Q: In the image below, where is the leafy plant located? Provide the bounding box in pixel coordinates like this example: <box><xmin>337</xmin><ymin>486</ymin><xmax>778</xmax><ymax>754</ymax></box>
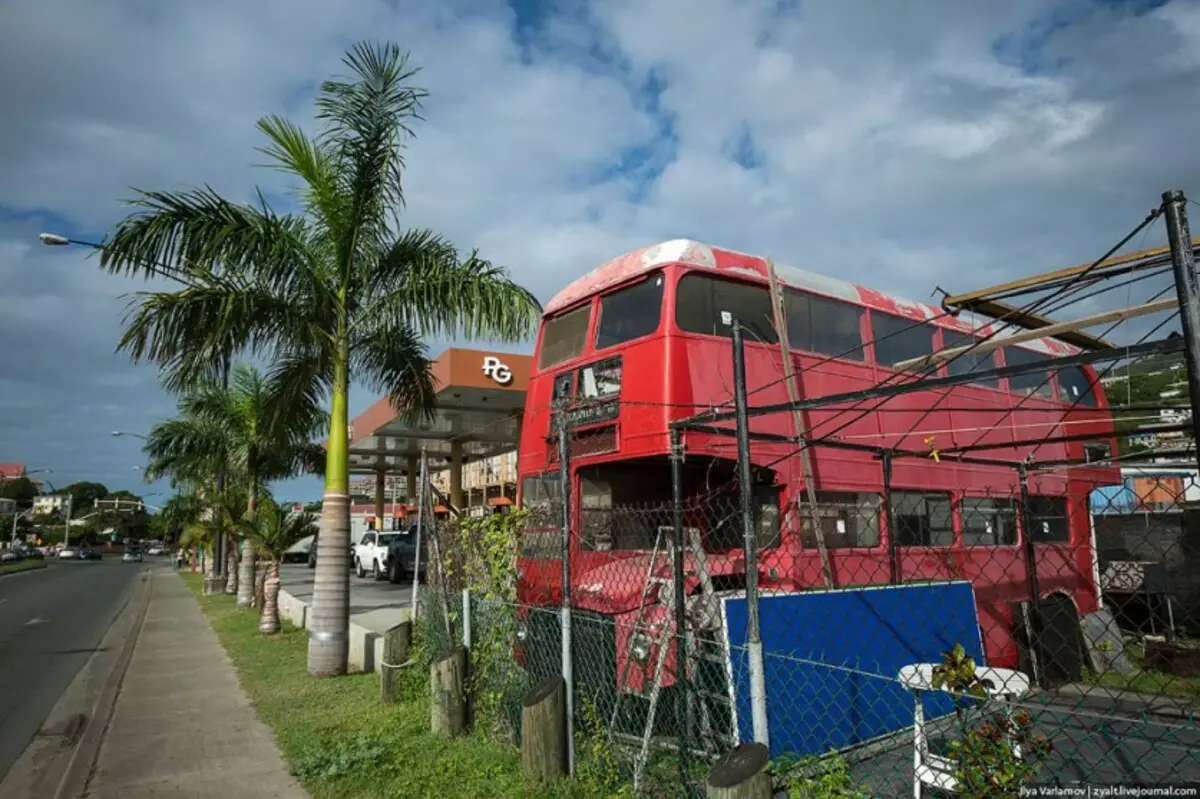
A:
<box><xmin>572</xmin><ymin>697</ymin><xmax>633</xmax><ymax>799</ymax></box>
<box><xmin>293</xmin><ymin>733</ymin><xmax>393</xmax><ymax>781</ymax></box>
<box><xmin>776</xmin><ymin>752</ymin><xmax>869</xmax><ymax>799</ymax></box>
<box><xmin>930</xmin><ymin>644</ymin><xmax>991</xmax><ymax>723</ymax></box>
<box><xmin>948</xmin><ymin>708</ymin><xmax>1053</xmax><ymax>798</ymax></box>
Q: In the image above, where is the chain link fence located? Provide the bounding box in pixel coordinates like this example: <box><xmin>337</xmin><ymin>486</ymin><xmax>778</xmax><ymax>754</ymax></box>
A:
<box><xmin>409</xmin><ymin>457</ymin><xmax>1200</xmax><ymax>797</ymax></box>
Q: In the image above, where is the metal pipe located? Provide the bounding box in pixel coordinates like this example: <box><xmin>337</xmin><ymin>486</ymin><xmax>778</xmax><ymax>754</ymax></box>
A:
<box><xmin>557</xmin><ymin>417</ymin><xmax>575</xmax><ymax>776</ymax></box>
<box><xmin>1017</xmin><ymin>464</ymin><xmax>1044</xmax><ymax>687</ymax></box>
<box><xmin>1163</xmin><ymin>189</ymin><xmax>1200</xmax><ymax>469</ymax></box>
<box><xmin>732</xmin><ymin>324</ymin><xmax>769</xmax><ymax>748</ymax></box>
<box><xmin>669</xmin><ymin>428</ymin><xmax>690</xmax><ymax>780</ymax></box>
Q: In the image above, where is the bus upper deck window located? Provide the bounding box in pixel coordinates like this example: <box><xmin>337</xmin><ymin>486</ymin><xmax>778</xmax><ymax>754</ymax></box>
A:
<box><xmin>1004</xmin><ymin>347</ymin><xmax>1055</xmax><ymax>399</ymax></box>
<box><xmin>596</xmin><ymin>275</ymin><xmax>664</xmax><ymax>349</ymax></box>
<box><xmin>676</xmin><ymin>274</ymin><xmax>778</xmax><ymax>344</ymax></box>
<box><xmin>944</xmin><ymin>331</ymin><xmax>999</xmax><ymax>387</ymax></box>
<box><xmin>1058</xmin><ymin>366</ymin><xmax>1096</xmax><ymax>407</ymax></box>
<box><xmin>539</xmin><ymin>305</ymin><xmax>591</xmax><ymax>369</ymax></box>
<box><xmin>872</xmin><ymin>313</ymin><xmax>935</xmax><ymax>368</ymax></box>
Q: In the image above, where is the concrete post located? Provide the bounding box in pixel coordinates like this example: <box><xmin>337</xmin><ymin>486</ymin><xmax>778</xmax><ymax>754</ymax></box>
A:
<box><xmin>407</xmin><ymin>456</ymin><xmax>418</xmax><ymax>507</ymax></box>
<box><xmin>450</xmin><ymin>441</ymin><xmax>464</xmax><ymax>510</ymax></box>
<box><xmin>374</xmin><ymin>468</ymin><xmax>386</xmax><ymax>531</ymax></box>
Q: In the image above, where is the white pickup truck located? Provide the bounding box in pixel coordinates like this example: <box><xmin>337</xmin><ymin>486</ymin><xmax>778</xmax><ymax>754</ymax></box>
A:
<box><xmin>352</xmin><ymin>530</ymin><xmax>398</xmax><ymax>581</ymax></box>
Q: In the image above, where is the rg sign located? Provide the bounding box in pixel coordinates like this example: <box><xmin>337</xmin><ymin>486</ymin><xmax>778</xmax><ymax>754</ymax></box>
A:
<box><xmin>481</xmin><ymin>356</ymin><xmax>513</xmax><ymax>385</ymax></box>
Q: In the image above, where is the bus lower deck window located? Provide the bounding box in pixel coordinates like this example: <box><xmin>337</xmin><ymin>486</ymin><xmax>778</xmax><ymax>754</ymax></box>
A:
<box><xmin>800</xmin><ymin>491</ymin><xmax>881</xmax><ymax>549</ymax></box>
<box><xmin>892</xmin><ymin>491</ymin><xmax>953</xmax><ymax>546</ymax></box>
<box><xmin>961</xmin><ymin>497</ymin><xmax>1017</xmax><ymax>546</ymax></box>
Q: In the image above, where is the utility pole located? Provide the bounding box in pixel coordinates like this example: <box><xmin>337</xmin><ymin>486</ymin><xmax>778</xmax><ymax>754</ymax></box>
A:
<box><xmin>1163</xmin><ymin>189</ymin><xmax>1200</xmax><ymax>468</ymax></box>
<box><xmin>63</xmin><ymin>494</ymin><xmax>73</xmax><ymax>548</ymax></box>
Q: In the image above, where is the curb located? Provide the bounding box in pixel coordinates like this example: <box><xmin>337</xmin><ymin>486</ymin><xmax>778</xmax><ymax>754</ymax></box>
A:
<box><xmin>55</xmin><ymin>571</ymin><xmax>155</xmax><ymax>799</ymax></box>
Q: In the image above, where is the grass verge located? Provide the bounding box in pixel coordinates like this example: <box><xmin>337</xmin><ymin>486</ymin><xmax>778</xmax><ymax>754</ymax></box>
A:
<box><xmin>0</xmin><ymin>559</ymin><xmax>47</xmax><ymax>575</ymax></box>
<box><xmin>180</xmin><ymin>573</ymin><xmax>612</xmax><ymax>799</ymax></box>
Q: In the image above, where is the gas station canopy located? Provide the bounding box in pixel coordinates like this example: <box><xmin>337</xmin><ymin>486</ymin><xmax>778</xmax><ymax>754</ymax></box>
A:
<box><xmin>345</xmin><ymin>347</ymin><xmax>531</xmax><ymax>477</ymax></box>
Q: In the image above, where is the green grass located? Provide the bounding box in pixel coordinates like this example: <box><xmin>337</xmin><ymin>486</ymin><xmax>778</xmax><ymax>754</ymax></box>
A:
<box><xmin>180</xmin><ymin>573</ymin><xmax>623</xmax><ymax>799</ymax></box>
<box><xmin>0</xmin><ymin>559</ymin><xmax>47</xmax><ymax>575</ymax></box>
<box><xmin>1082</xmin><ymin>643</ymin><xmax>1200</xmax><ymax>700</ymax></box>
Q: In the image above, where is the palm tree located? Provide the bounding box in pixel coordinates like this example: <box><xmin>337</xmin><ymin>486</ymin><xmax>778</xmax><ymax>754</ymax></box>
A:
<box><xmin>142</xmin><ymin>362</ymin><xmax>325</xmax><ymax>606</ymax></box>
<box><xmin>97</xmin><ymin>41</ymin><xmax>541</xmax><ymax>675</ymax></box>
<box><xmin>241</xmin><ymin>500</ymin><xmax>317</xmax><ymax>634</ymax></box>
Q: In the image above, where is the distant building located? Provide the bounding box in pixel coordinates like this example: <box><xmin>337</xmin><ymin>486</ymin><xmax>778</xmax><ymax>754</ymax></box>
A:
<box><xmin>0</xmin><ymin>463</ymin><xmax>26</xmax><ymax>481</ymax></box>
<box><xmin>33</xmin><ymin>494</ymin><xmax>71</xmax><ymax>515</ymax></box>
<box><xmin>0</xmin><ymin>498</ymin><xmax>15</xmax><ymax>514</ymax></box>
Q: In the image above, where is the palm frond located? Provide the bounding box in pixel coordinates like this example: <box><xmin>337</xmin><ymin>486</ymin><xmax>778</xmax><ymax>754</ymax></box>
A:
<box><xmin>350</xmin><ymin>321</ymin><xmax>437</xmax><ymax>425</ymax></box>
<box><xmin>98</xmin><ymin>187</ymin><xmax>317</xmax><ymax>292</ymax></box>
<box><xmin>315</xmin><ymin>41</ymin><xmax>427</xmax><ymax>285</ymax></box>
<box><xmin>242</xmin><ymin>500</ymin><xmax>317</xmax><ymax>560</ymax></box>
<box><xmin>117</xmin><ymin>279</ymin><xmax>324</xmax><ymax>395</ymax></box>
<box><xmin>255</xmin><ymin>115</ymin><xmax>345</xmax><ymax>236</ymax></box>
<box><xmin>355</xmin><ymin>231</ymin><xmax>542</xmax><ymax>343</ymax></box>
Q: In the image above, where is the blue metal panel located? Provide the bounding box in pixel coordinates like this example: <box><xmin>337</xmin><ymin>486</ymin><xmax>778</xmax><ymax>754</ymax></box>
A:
<box><xmin>720</xmin><ymin>581</ymin><xmax>984</xmax><ymax>757</ymax></box>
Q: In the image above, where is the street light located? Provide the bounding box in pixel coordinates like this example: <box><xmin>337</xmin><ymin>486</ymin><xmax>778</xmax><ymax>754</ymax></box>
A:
<box><xmin>112</xmin><ymin>430</ymin><xmax>149</xmax><ymax>440</ymax></box>
<box><xmin>39</xmin><ymin>233</ymin><xmax>99</xmax><ymax>249</ymax></box>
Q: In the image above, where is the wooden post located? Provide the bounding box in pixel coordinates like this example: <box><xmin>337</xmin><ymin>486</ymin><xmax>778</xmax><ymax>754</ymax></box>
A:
<box><xmin>521</xmin><ymin>677</ymin><xmax>567</xmax><ymax>785</ymax></box>
<box><xmin>706</xmin><ymin>743</ymin><xmax>772</xmax><ymax>799</ymax></box>
<box><xmin>430</xmin><ymin>646</ymin><xmax>467</xmax><ymax>738</ymax></box>
<box><xmin>379</xmin><ymin>619</ymin><xmax>412</xmax><ymax>703</ymax></box>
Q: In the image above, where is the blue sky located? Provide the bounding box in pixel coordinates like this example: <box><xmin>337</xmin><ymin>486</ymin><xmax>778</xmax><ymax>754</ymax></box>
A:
<box><xmin>1</xmin><ymin>0</ymin><xmax>1198</xmax><ymax>503</ymax></box>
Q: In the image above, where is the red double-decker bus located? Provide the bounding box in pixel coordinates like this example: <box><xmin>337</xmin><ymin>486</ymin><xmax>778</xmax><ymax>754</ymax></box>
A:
<box><xmin>514</xmin><ymin>238</ymin><xmax>1119</xmax><ymax>728</ymax></box>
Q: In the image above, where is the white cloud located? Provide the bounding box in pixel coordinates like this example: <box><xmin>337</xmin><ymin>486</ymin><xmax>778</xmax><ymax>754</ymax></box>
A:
<box><xmin>1</xmin><ymin>0</ymin><xmax>1198</xmax><ymax>497</ymax></box>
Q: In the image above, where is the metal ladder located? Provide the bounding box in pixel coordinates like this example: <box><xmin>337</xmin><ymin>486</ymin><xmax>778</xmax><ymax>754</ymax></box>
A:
<box><xmin>614</xmin><ymin>526</ymin><xmax>733</xmax><ymax>794</ymax></box>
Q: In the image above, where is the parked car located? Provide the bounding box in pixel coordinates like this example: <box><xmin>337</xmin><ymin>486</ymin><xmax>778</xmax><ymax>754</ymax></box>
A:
<box><xmin>353</xmin><ymin>531</ymin><xmax>398</xmax><ymax>581</ymax></box>
<box><xmin>19</xmin><ymin>546</ymin><xmax>44</xmax><ymax>560</ymax></box>
<box><xmin>1</xmin><ymin>548</ymin><xmax>23</xmax><ymax>563</ymax></box>
<box><xmin>282</xmin><ymin>534</ymin><xmax>314</xmax><ymax>564</ymax></box>
<box><xmin>307</xmin><ymin>540</ymin><xmax>355</xmax><ymax>570</ymax></box>
<box><xmin>58</xmin><ymin>547</ymin><xmax>80</xmax><ymax>559</ymax></box>
<box><xmin>385</xmin><ymin>523</ymin><xmax>428</xmax><ymax>584</ymax></box>
<box><xmin>79</xmin><ymin>547</ymin><xmax>102</xmax><ymax>560</ymax></box>
<box><xmin>122</xmin><ymin>548</ymin><xmax>143</xmax><ymax>563</ymax></box>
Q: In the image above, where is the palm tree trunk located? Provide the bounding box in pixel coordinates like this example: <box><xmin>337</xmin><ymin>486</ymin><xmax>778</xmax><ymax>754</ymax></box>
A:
<box><xmin>259</xmin><ymin>561</ymin><xmax>282</xmax><ymax>634</ymax></box>
<box><xmin>254</xmin><ymin>562</ymin><xmax>267</xmax><ymax>608</ymax></box>
<box><xmin>237</xmin><ymin>491</ymin><xmax>259</xmax><ymax>607</ymax></box>
<box><xmin>307</xmin><ymin>338</ymin><xmax>351</xmax><ymax>676</ymax></box>
<box><xmin>224</xmin><ymin>533</ymin><xmax>239</xmax><ymax>595</ymax></box>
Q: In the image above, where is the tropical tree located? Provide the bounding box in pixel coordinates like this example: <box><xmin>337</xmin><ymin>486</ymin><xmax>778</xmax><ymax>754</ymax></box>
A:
<box><xmin>141</xmin><ymin>362</ymin><xmax>325</xmax><ymax>606</ymax></box>
<box><xmin>156</xmin><ymin>492</ymin><xmax>207</xmax><ymax>546</ymax></box>
<box><xmin>97</xmin><ymin>41</ymin><xmax>541</xmax><ymax>675</ymax></box>
<box><xmin>240</xmin><ymin>499</ymin><xmax>318</xmax><ymax>634</ymax></box>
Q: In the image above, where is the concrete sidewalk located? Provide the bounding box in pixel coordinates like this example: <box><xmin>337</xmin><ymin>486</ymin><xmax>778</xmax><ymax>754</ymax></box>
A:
<box><xmin>83</xmin><ymin>571</ymin><xmax>307</xmax><ymax>798</ymax></box>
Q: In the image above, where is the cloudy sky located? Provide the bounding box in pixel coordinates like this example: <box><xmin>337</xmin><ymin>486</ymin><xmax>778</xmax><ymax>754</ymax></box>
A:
<box><xmin>1</xmin><ymin>0</ymin><xmax>1197</xmax><ymax>503</ymax></box>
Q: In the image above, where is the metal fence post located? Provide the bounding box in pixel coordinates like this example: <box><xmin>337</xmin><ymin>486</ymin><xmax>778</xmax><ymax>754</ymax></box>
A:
<box><xmin>669</xmin><ymin>428</ymin><xmax>690</xmax><ymax>784</ymax></box>
<box><xmin>410</xmin><ymin>449</ymin><xmax>427</xmax><ymax>622</ymax></box>
<box><xmin>732</xmin><ymin>324</ymin><xmax>769</xmax><ymax>749</ymax></box>
<box><xmin>1017</xmin><ymin>463</ymin><xmax>1044</xmax><ymax>687</ymax></box>
<box><xmin>881</xmin><ymin>451</ymin><xmax>898</xmax><ymax>584</ymax></box>
<box><xmin>557</xmin><ymin>415</ymin><xmax>576</xmax><ymax>776</ymax></box>
<box><xmin>462</xmin><ymin>587</ymin><xmax>472</xmax><ymax>652</ymax></box>
<box><xmin>1163</xmin><ymin>189</ymin><xmax>1200</xmax><ymax>467</ymax></box>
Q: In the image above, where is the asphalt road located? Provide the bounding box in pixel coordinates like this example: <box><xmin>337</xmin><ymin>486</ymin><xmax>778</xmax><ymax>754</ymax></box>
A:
<box><xmin>0</xmin><ymin>557</ymin><xmax>147</xmax><ymax>784</ymax></box>
<box><xmin>278</xmin><ymin>562</ymin><xmax>413</xmax><ymax>616</ymax></box>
